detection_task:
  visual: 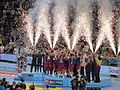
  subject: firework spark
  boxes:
[35,0,52,47]
[24,15,34,46]
[95,0,116,54]
[72,0,93,52]
[53,1,70,50]
[118,18,120,54]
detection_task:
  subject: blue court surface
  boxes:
[0,73,120,90]
[0,61,119,90]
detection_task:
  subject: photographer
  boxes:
[78,76,87,90]
[71,75,79,90]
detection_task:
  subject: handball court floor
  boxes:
[0,62,120,90]
[0,74,120,90]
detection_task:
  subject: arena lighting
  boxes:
[95,0,116,54]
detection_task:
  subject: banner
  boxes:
[46,79,63,85]
[101,66,119,76]
[109,66,119,76]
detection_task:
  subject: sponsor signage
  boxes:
[109,66,119,76]
[46,79,63,85]
[101,66,119,76]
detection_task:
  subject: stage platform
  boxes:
[14,72,112,88]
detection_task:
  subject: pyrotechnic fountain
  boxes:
[95,0,116,54]
[24,0,118,53]
[26,0,41,46]
[53,0,70,50]
[118,18,120,54]
[71,0,93,52]
[35,0,52,47]
[24,15,34,46]
[25,0,52,47]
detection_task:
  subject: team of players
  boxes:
[30,49,101,83]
